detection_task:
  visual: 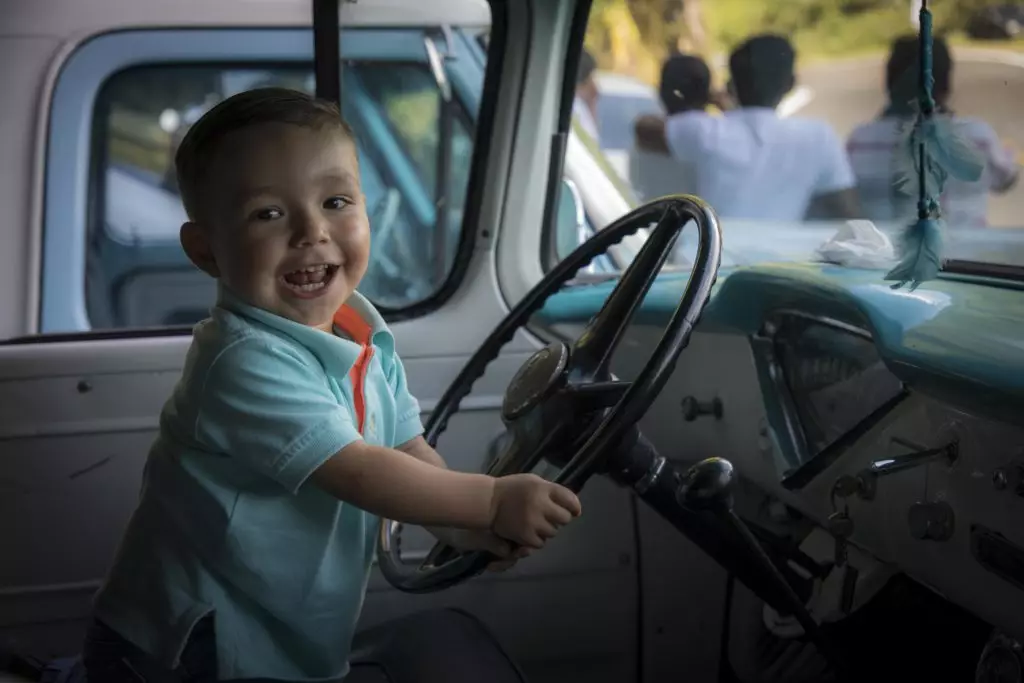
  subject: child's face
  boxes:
[183,123,369,331]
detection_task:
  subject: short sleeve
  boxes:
[195,338,362,493]
[664,113,704,164]
[385,352,424,447]
[979,124,1020,190]
[814,124,856,194]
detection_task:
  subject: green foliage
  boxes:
[705,0,912,58]
[585,0,1013,85]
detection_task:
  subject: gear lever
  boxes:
[678,458,852,683]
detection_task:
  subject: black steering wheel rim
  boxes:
[377,195,723,593]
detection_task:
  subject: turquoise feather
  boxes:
[885,218,943,290]
[892,118,985,200]
[883,1,981,290]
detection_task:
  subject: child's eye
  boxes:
[254,207,283,221]
[323,196,351,210]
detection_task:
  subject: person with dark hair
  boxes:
[635,34,859,221]
[846,34,1019,228]
[659,52,712,115]
[630,52,718,201]
[726,33,795,109]
[81,87,580,682]
[573,48,600,142]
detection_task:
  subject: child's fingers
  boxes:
[550,486,582,517]
[467,531,513,558]
[517,530,546,549]
[544,503,574,527]
[535,519,559,540]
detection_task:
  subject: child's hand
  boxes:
[430,528,532,572]
[489,474,582,549]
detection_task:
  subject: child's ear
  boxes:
[180,221,220,277]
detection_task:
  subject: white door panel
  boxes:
[0,323,638,670]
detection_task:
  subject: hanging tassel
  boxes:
[891,118,984,200]
[884,0,983,290]
[885,217,943,290]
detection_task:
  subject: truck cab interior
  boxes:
[2,1,1024,682]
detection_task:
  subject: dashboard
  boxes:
[543,262,1024,644]
[749,309,1024,642]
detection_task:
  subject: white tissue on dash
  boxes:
[815,220,897,269]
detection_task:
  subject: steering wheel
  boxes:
[377,195,722,593]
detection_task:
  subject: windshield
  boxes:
[571,0,1024,274]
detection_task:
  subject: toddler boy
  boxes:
[82,88,581,682]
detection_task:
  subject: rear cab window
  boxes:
[42,25,488,334]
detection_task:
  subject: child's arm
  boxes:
[310,442,579,549]
[396,436,505,551]
[309,441,494,530]
[396,435,446,469]
[197,339,580,548]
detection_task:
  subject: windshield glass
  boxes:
[572,0,1024,273]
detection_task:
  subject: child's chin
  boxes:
[280,292,350,326]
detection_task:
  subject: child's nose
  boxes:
[292,214,330,246]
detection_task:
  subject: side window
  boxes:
[86,60,475,330]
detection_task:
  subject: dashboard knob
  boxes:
[680,396,723,422]
[977,631,1024,683]
[907,500,955,542]
[678,457,735,511]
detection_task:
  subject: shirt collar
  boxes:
[333,290,395,356]
[215,285,394,374]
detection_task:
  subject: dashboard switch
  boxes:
[680,395,723,422]
[907,500,956,542]
[991,465,1024,496]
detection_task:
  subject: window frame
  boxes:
[38,23,499,336]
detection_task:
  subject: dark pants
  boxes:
[80,608,526,683]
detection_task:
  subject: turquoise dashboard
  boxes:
[540,263,1024,425]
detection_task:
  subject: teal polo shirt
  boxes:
[92,286,424,681]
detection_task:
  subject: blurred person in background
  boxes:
[630,52,719,200]
[846,35,1019,229]
[634,34,858,221]
[573,49,601,143]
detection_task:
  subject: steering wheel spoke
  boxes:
[420,539,459,570]
[558,379,632,412]
[571,208,684,377]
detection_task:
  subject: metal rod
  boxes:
[313,0,341,105]
[866,441,958,477]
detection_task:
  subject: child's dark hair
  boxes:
[174,87,355,221]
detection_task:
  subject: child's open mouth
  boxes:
[280,264,339,298]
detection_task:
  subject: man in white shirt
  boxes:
[573,49,600,144]
[635,34,859,222]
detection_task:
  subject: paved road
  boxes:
[797,48,1024,227]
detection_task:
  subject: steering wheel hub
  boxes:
[502,341,569,421]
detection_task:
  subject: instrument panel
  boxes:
[595,305,1024,645]
[742,311,1024,643]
